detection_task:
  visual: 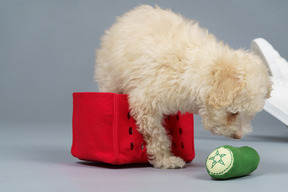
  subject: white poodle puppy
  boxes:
[95,5,272,168]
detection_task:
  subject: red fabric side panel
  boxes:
[71,93,116,163]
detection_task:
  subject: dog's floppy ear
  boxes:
[208,63,246,109]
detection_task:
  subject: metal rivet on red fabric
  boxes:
[127,112,131,119]
[130,142,134,150]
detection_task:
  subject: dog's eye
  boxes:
[230,112,239,117]
[227,112,239,124]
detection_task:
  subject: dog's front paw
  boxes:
[152,156,186,169]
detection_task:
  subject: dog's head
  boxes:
[200,49,272,139]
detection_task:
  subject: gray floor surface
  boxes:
[1,112,288,192]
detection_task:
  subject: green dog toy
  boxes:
[206,145,260,180]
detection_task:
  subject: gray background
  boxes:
[1,1,288,192]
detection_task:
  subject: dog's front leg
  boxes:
[129,98,185,169]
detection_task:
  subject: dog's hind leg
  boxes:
[129,92,186,169]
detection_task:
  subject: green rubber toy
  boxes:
[206,145,260,180]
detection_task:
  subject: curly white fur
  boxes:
[95,5,272,169]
